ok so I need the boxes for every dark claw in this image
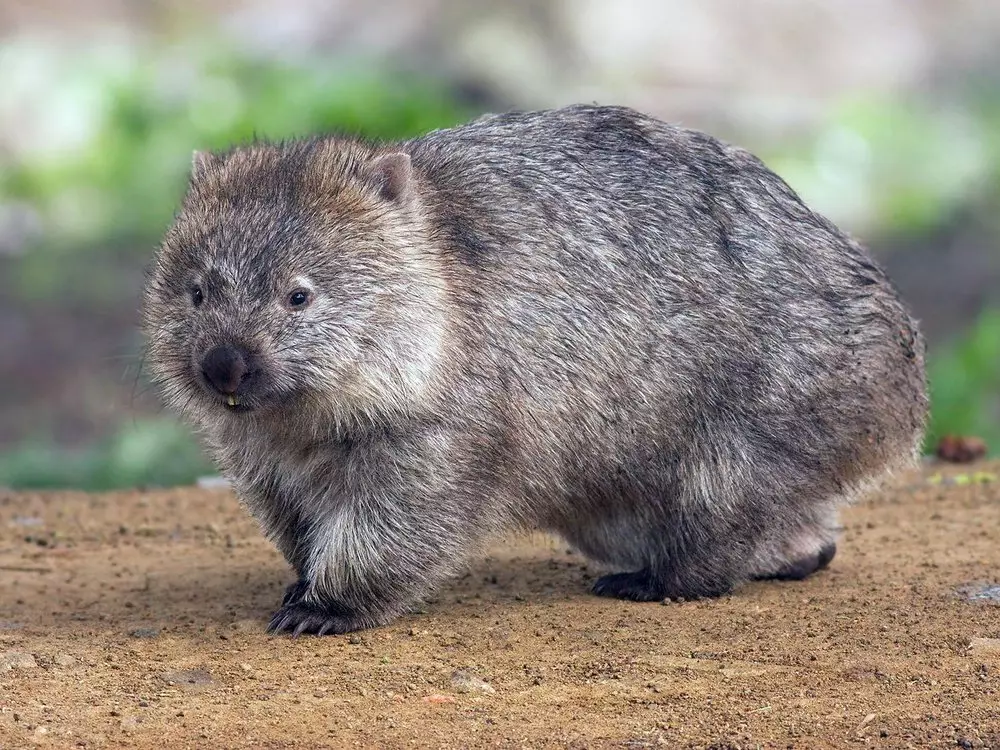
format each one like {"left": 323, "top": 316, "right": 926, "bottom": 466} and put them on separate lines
{"left": 267, "top": 599, "right": 363, "bottom": 637}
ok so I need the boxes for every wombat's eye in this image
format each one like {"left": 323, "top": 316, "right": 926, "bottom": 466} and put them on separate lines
{"left": 286, "top": 289, "right": 312, "bottom": 310}
{"left": 191, "top": 285, "right": 204, "bottom": 307}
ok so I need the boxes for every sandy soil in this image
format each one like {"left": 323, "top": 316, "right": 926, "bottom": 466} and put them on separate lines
{"left": 1, "top": 461, "right": 999, "bottom": 749}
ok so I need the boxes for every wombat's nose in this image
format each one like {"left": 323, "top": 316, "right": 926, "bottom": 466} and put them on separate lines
{"left": 200, "top": 345, "right": 249, "bottom": 395}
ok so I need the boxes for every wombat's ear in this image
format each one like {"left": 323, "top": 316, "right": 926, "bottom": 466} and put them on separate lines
{"left": 368, "top": 152, "right": 413, "bottom": 203}
{"left": 190, "top": 150, "right": 219, "bottom": 181}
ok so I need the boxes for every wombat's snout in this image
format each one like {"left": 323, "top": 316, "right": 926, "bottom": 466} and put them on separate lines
{"left": 200, "top": 344, "right": 254, "bottom": 397}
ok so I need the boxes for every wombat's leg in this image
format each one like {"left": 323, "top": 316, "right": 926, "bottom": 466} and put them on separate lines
{"left": 566, "top": 511, "right": 746, "bottom": 601}
{"left": 268, "top": 435, "right": 493, "bottom": 637}
{"left": 591, "top": 524, "right": 838, "bottom": 601}
{"left": 280, "top": 578, "right": 310, "bottom": 606}
{"left": 267, "top": 496, "right": 484, "bottom": 636}
{"left": 245, "top": 497, "right": 313, "bottom": 604}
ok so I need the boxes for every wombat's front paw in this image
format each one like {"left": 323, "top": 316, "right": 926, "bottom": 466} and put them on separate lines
{"left": 267, "top": 600, "right": 366, "bottom": 637}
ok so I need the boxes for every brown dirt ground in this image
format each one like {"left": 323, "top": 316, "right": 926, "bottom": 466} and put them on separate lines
{"left": 2, "top": 461, "right": 1000, "bottom": 750}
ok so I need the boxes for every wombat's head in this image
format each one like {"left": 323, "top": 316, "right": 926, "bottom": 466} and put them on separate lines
{"left": 141, "top": 137, "right": 448, "bottom": 437}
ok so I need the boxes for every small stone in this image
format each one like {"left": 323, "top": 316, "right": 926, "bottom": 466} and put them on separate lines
{"left": 9, "top": 516, "right": 43, "bottom": 527}
{"left": 0, "top": 650, "right": 37, "bottom": 673}
{"left": 53, "top": 654, "right": 76, "bottom": 667}
{"left": 450, "top": 670, "right": 496, "bottom": 694}
{"left": 969, "top": 637, "right": 1000, "bottom": 654}
{"left": 128, "top": 627, "right": 160, "bottom": 639}
{"left": 348, "top": 635, "right": 362, "bottom": 645}
{"left": 120, "top": 716, "right": 139, "bottom": 732}
{"left": 956, "top": 584, "right": 1000, "bottom": 603}
{"left": 240, "top": 663, "right": 252, "bottom": 672}
{"left": 935, "top": 435, "right": 987, "bottom": 464}
{"left": 422, "top": 694, "right": 456, "bottom": 704}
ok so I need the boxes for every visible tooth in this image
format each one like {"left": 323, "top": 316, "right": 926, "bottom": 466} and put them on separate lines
{"left": 227, "top": 395, "right": 237, "bottom": 406}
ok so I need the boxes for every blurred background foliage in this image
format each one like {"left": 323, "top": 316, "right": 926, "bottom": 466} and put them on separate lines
{"left": 0, "top": 7, "right": 997, "bottom": 489}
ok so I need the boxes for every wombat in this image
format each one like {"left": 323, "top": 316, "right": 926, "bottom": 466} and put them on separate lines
{"left": 142, "top": 104, "right": 928, "bottom": 636}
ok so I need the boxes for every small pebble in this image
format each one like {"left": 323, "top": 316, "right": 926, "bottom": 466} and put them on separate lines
{"left": 422, "top": 694, "right": 456, "bottom": 704}
{"left": 53, "top": 654, "right": 76, "bottom": 667}
{"left": 129, "top": 627, "right": 160, "bottom": 639}
{"left": 0, "top": 650, "right": 37, "bottom": 674}
{"left": 957, "top": 584, "right": 1000, "bottom": 604}
{"left": 450, "top": 670, "right": 496, "bottom": 694}
{"left": 9, "top": 516, "right": 43, "bottom": 527}
{"left": 969, "top": 637, "right": 1000, "bottom": 654}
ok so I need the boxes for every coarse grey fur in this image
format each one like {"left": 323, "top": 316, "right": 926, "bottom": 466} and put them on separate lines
{"left": 141, "top": 104, "right": 928, "bottom": 636}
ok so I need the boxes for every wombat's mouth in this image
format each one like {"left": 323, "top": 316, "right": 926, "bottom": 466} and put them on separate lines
{"left": 222, "top": 394, "right": 253, "bottom": 413}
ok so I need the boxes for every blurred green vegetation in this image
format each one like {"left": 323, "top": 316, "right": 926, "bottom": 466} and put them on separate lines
{"left": 927, "top": 309, "right": 1000, "bottom": 451}
{"left": 1, "top": 38, "right": 477, "bottom": 304}
{"left": 0, "top": 38, "right": 997, "bottom": 490}
{"left": 0, "top": 419, "right": 214, "bottom": 491}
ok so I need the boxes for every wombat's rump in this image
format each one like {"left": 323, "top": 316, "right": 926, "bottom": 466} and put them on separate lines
{"left": 142, "top": 104, "right": 928, "bottom": 635}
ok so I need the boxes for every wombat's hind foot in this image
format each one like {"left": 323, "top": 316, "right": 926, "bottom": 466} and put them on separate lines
{"left": 591, "top": 569, "right": 664, "bottom": 601}
{"left": 754, "top": 542, "right": 837, "bottom": 582}
{"left": 267, "top": 599, "right": 366, "bottom": 637}
{"left": 591, "top": 568, "right": 734, "bottom": 602}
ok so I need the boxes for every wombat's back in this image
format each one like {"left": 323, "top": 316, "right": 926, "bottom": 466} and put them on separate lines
{"left": 409, "top": 105, "right": 927, "bottom": 548}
